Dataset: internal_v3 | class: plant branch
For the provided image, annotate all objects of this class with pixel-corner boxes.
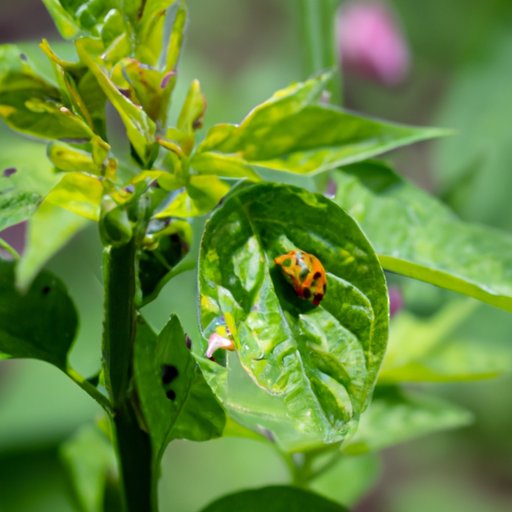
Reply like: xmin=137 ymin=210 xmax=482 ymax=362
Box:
xmin=103 ymin=238 xmax=155 ymax=511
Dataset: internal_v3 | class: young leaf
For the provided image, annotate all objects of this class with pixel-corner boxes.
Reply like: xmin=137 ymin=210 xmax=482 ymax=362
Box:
xmin=343 ymin=386 xmax=473 ymax=455
xmin=200 ymin=486 xmax=348 ymax=512
xmin=0 ymin=45 xmax=93 ymax=140
xmin=76 ymin=39 xmax=156 ymax=163
xmin=137 ymin=1 xmax=178 ymax=66
xmin=133 ymin=316 xmax=225 ymax=471
xmin=198 ymin=183 xmax=388 ymax=449
xmin=60 ymin=425 xmax=116 ymax=512
xmin=333 ymin=161 xmax=512 ymax=311
xmin=197 ymin=74 xmax=447 ymax=175
xmin=0 ymin=260 xmax=78 ymax=369
xmin=17 ymin=202 xmax=89 ymax=290
xmin=41 ymin=0 xmax=81 ymax=39
xmin=380 ymin=301 xmax=512 ymax=383
xmin=45 ymin=172 xmax=103 ymax=221
xmin=47 ymin=141 xmax=99 ymax=174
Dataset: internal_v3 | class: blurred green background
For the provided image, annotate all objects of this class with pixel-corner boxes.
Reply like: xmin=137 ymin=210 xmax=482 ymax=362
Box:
xmin=1 ymin=1 xmax=512 ymax=511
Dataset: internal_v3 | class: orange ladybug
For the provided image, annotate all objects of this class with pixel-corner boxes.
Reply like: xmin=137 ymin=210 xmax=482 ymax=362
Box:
xmin=274 ymin=250 xmax=327 ymax=306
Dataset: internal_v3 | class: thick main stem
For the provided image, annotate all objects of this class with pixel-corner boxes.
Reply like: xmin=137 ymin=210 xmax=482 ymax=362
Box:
xmin=298 ymin=0 xmax=342 ymax=104
xmin=103 ymin=240 xmax=154 ymax=511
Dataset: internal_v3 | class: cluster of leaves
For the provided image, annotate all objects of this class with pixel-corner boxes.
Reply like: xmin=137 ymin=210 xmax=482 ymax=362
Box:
xmin=1 ymin=1 xmax=512 ymax=510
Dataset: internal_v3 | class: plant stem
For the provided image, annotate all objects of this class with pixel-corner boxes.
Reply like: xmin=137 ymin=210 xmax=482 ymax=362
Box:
xmin=297 ymin=0 xmax=342 ymax=104
xmin=65 ymin=367 xmax=112 ymax=413
xmin=103 ymin=239 xmax=155 ymax=511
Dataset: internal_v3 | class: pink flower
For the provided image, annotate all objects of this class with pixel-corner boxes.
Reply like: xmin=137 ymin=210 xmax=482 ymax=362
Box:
xmin=337 ymin=1 xmax=409 ymax=86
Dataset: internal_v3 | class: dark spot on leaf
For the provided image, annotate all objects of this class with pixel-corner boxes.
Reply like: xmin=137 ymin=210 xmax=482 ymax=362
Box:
xmin=166 ymin=389 xmax=176 ymax=401
xmin=185 ymin=335 xmax=192 ymax=349
xmin=125 ymin=184 xmax=135 ymax=193
xmin=19 ymin=53 xmax=28 ymax=61
xmin=41 ymin=285 xmax=51 ymax=296
xmin=119 ymin=88 xmax=131 ymax=99
xmin=303 ymin=287 xmax=311 ymax=299
xmin=161 ymin=364 xmax=178 ymax=385
xmin=3 ymin=167 xmax=16 ymax=177
xmin=313 ymin=272 xmax=322 ymax=280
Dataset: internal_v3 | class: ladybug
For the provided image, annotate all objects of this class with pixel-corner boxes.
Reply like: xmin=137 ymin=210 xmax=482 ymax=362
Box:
xmin=274 ymin=249 xmax=327 ymax=306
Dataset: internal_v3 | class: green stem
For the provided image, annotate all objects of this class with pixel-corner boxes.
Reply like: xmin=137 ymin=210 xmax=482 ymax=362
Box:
xmin=65 ymin=367 xmax=112 ymax=414
xmin=103 ymin=239 xmax=155 ymax=511
xmin=297 ymin=0 xmax=342 ymax=104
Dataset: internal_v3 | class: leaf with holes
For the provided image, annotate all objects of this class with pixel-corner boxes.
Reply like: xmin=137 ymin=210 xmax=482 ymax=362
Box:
xmin=134 ymin=315 xmax=225 ymax=471
xmin=198 ymin=183 xmax=388 ymax=450
xmin=0 ymin=260 xmax=78 ymax=369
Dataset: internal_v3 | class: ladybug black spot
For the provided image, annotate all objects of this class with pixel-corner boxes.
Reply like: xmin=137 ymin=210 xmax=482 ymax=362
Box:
xmin=303 ymin=287 xmax=312 ymax=299
xmin=313 ymin=272 xmax=322 ymax=280
xmin=161 ymin=365 xmax=179 ymax=385
xmin=313 ymin=293 xmax=323 ymax=305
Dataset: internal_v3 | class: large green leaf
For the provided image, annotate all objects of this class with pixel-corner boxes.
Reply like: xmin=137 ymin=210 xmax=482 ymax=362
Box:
xmin=380 ymin=300 xmax=512 ymax=383
xmin=198 ymin=183 xmax=388 ymax=450
xmin=333 ymin=162 xmax=512 ymax=311
xmin=134 ymin=315 xmax=225 ymax=470
xmin=0 ymin=45 xmax=92 ymax=140
xmin=0 ymin=260 xmax=77 ymax=369
xmin=200 ymin=486 xmax=348 ymax=512
xmin=343 ymin=386 xmax=473 ymax=455
xmin=196 ymin=74 xmax=446 ymax=176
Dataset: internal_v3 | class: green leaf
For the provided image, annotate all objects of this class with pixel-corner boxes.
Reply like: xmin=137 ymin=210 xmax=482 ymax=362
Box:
xmin=76 ymin=39 xmax=156 ymax=163
xmin=380 ymin=300 xmax=512 ymax=383
xmin=112 ymin=58 xmax=168 ymax=124
xmin=134 ymin=315 xmax=225 ymax=470
xmin=43 ymin=0 xmax=131 ymax=47
xmin=47 ymin=141 xmax=98 ymax=174
xmin=198 ymin=183 xmax=388 ymax=450
xmin=178 ymin=79 xmax=206 ymax=132
xmin=197 ymin=75 xmax=446 ymax=175
xmin=0 ymin=45 xmax=93 ymax=140
xmin=343 ymin=386 xmax=473 ymax=455
xmin=154 ymin=176 xmax=230 ymax=219
xmin=44 ymin=172 xmax=103 ymax=221
xmin=333 ymin=161 xmax=512 ymax=312
xmin=60 ymin=425 xmax=116 ymax=512
xmin=17 ymin=202 xmax=89 ymax=290
xmin=137 ymin=1 xmax=178 ymax=66
xmin=190 ymin=152 xmax=261 ymax=181
xmin=200 ymin=486 xmax=348 ymax=512
xmin=41 ymin=0 xmax=81 ymax=39
xmin=0 ymin=260 xmax=78 ymax=369
xmin=0 ymin=177 xmax=40 ymax=232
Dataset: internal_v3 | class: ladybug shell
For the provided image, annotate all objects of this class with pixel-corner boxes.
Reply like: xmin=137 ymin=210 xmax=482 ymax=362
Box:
xmin=274 ymin=250 xmax=327 ymax=306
